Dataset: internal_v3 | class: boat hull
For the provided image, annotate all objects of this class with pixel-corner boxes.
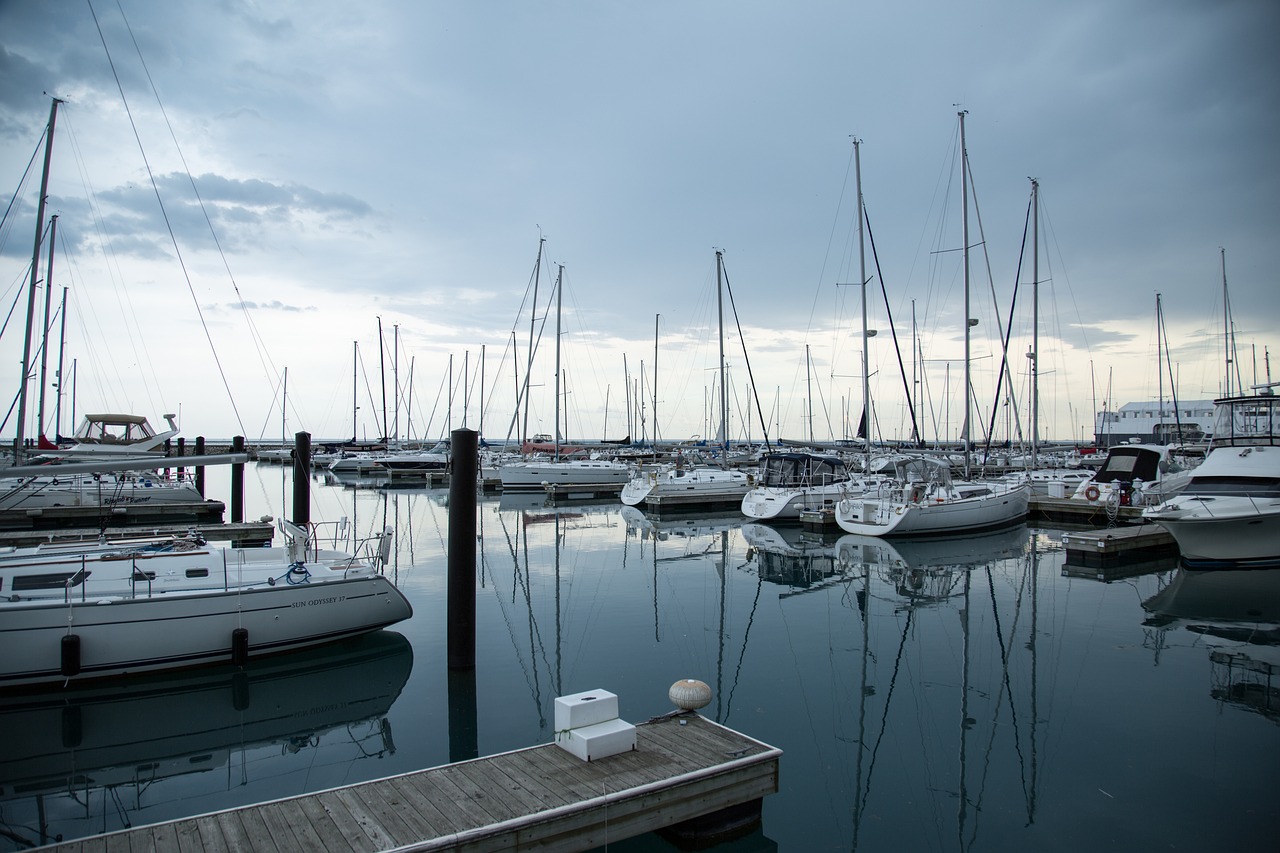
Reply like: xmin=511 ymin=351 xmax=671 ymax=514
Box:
xmin=835 ymin=484 xmax=1030 ymax=537
xmin=0 ymin=575 xmax=413 ymax=689
xmin=498 ymin=460 xmax=631 ymax=492
xmin=1144 ymin=500 xmax=1280 ymax=566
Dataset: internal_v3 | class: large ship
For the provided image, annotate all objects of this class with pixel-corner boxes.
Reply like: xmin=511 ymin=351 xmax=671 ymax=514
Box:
xmin=1094 ymin=399 xmax=1216 ymax=447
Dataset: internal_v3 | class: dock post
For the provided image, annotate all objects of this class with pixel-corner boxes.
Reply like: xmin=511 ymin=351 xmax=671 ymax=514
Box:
xmin=447 ymin=427 xmax=477 ymax=670
xmin=176 ymin=436 xmax=185 ymax=481
xmin=292 ymin=432 xmax=311 ymax=527
xmin=194 ymin=436 xmax=205 ymax=497
xmin=231 ymin=436 xmax=244 ymax=523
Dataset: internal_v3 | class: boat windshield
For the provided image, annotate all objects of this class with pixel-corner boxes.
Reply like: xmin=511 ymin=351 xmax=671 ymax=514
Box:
xmin=1212 ymin=395 xmax=1279 ymax=447
xmin=1093 ymin=448 xmax=1161 ymax=484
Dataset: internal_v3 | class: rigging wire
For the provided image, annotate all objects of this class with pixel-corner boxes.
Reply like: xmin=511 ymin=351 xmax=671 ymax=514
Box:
xmin=87 ymin=0 xmax=248 ymax=436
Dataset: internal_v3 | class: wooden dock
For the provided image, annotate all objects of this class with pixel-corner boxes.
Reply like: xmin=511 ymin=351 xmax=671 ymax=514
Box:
xmin=1029 ymin=495 xmax=1145 ymax=526
xmin=38 ymin=712 xmax=780 ymax=852
xmin=1061 ymin=523 xmax=1180 ymax=573
xmin=0 ymin=519 xmax=274 ymax=548
xmin=543 ymin=482 xmax=625 ymax=504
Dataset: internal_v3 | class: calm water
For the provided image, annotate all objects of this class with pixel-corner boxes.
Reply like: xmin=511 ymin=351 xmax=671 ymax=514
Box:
xmin=1 ymin=464 xmax=1276 ymax=852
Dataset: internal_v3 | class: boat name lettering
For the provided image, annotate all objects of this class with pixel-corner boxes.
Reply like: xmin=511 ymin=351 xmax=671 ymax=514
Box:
xmin=292 ymin=595 xmax=347 ymax=607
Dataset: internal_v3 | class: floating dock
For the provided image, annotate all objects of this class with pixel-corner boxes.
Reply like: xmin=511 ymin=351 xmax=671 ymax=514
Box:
xmin=543 ymin=482 xmax=626 ymax=504
xmin=0 ymin=519 xmax=274 ymax=549
xmin=1061 ymin=523 xmax=1180 ymax=574
xmin=38 ymin=712 xmax=781 ymax=852
xmin=1029 ymin=496 xmax=1145 ymax=526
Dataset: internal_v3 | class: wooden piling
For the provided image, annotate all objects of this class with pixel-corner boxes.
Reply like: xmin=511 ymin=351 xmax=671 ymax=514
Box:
xmin=448 ymin=429 xmax=478 ymax=670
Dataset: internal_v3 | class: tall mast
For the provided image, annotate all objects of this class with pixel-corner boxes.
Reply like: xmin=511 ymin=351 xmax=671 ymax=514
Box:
xmin=377 ymin=316 xmax=387 ymax=442
xmin=1156 ymin=292 xmax=1164 ymax=435
xmin=959 ymin=110 xmax=972 ymax=479
xmin=37 ymin=214 xmax=58 ymax=442
xmin=1221 ymin=247 xmax=1231 ymax=397
xmin=16 ymin=97 xmax=61 ymax=460
xmin=653 ymin=314 xmax=659 ymax=447
xmin=1030 ymin=178 xmax=1039 ymax=467
xmin=855 ymin=138 xmax=871 ymax=472
xmin=524 ymin=236 xmax=545 ymax=445
xmin=716 ymin=251 xmax=728 ymax=454
xmin=553 ymin=264 xmax=564 ymax=460
xmin=351 ymin=341 xmax=358 ymax=441
xmin=54 ymin=287 xmax=68 ymax=441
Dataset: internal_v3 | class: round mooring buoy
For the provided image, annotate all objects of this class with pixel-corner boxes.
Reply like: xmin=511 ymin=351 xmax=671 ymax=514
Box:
xmin=669 ymin=678 xmax=712 ymax=711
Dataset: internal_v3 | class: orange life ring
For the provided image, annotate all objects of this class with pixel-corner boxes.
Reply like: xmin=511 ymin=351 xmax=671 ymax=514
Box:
xmin=1084 ymin=484 xmax=1100 ymax=501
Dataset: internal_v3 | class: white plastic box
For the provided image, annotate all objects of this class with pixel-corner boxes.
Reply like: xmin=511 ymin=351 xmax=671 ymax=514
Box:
xmin=554 ymin=689 xmax=620 ymax=731
xmin=557 ymin=717 xmax=637 ymax=762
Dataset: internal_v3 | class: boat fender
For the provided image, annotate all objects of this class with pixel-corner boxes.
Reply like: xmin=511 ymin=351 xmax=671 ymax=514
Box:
xmin=232 ymin=627 xmax=250 ymax=666
xmin=1084 ymin=484 xmax=1100 ymax=502
xmin=61 ymin=704 xmax=82 ymax=748
xmin=61 ymin=633 xmax=81 ymax=677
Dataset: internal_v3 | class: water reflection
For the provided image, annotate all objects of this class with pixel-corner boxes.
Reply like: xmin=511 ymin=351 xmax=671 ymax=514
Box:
xmin=0 ymin=632 xmax=411 ymax=848
xmin=1143 ymin=568 xmax=1280 ymax=721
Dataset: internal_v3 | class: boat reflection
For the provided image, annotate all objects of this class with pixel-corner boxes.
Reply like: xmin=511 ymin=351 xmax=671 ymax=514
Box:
xmin=741 ymin=522 xmax=844 ymax=593
xmin=1142 ymin=567 xmax=1280 ymax=721
xmin=0 ymin=632 xmax=412 ymax=847
xmin=833 ymin=525 xmax=1030 ymax=605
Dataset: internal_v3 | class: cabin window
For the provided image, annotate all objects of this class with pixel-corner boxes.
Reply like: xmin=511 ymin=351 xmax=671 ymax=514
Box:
xmin=185 ymin=568 xmax=209 ymax=578
xmin=132 ymin=570 xmax=157 ymax=581
xmin=12 ymin=571 xmax=90 ymax=591
xmin=1188 ymin=477 xmax=1280 ymax=498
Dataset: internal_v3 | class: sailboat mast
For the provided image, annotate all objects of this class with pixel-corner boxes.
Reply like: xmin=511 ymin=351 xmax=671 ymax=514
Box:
xmin=351 ymin=341 xmax=358 ymax=441
xmin=16 ymin=97 xmax=60 ymax=461
xmin=1030 ymin=178 xmax=1039 ymax=468
xmin=959 ymin=110 xmax=972 ymax=479
xmin=377 ymin=316 xmax=388 ymax=442
xmin=716 ymin=251 xmax=728 ymax=454
xmin=653 ymin=314 xmax=659 ymax=447
xmin=524 ymin=237 xmax=545 ymax=445
xmin=855 ymin=138 xmax=871 ymax=472
xmin=54 ymin=287 xmax=68 ymax=441
xmin=553 ymin=264 xmax=564 ymax=460
xmin=37 ymin=214 xmax=58 ymax=442
xmin=1221 ymin=247 xmax=1231 ymax=397
xmin=1156 ymin=292 xmax=1164 ymax=436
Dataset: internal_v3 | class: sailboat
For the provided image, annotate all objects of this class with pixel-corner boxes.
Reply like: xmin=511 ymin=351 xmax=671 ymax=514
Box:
xmin=621 ymin=252 xmax=754 ymax=509
xmin=0 ymin=102 xmax=413 ymax=690
xmin=833 ymin=116 xmax=1029 ymax=538
xmin=498 ymin=263 xmax=631 ymax=492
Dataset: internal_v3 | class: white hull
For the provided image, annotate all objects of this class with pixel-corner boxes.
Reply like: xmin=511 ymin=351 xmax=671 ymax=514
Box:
xmin=620 ymin=467 xmax=751 ymax=507
xmin=1142 ymin=398 xmax=1280 ymax=566
xmin=1 ymin=574 xmax=412 ymax=688
xmin=835 ymin=482 xmax=1030 ymax=537
xmin=741 ymin=483 xmax=845 ymax=521
xmin=0 ymin=474 xmax=206 ymax=510
xmin=0 ymin=526 xmax=411 ymax=688
xmin=1145 ymin=503 xmax=1280 ymax=564
xmin=498 ymin=459 xmax=631 ymax=491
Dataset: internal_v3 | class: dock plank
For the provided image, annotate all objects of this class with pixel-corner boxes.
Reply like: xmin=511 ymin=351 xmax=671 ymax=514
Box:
xmin=213 ymin=812 xmax=253 ymax=853
xmin=295 ymin=793 xmax=368 ymax=852
xmin=192 ymin=816 xmax=230 ymax=853
xmin=43 ymin=714 xmax=781 ymax=853
xmin=383 ymin=775 xmax=464 ymax=835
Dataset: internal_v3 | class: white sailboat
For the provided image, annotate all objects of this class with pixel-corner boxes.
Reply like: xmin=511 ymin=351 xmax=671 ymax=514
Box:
xmin=498 ymin=263 xmax=630 ymax=492
xmin=833 ymin=116 xmax=1030 ymax=537
xmin=621 ymin=251 xmax=754 ymax=509
xmin=0 ymin=520 xmax=411 ymax=689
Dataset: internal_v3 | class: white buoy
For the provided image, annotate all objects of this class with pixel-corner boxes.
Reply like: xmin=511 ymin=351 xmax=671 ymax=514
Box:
xmin=669 ymin=678 xmax=712 ymax=711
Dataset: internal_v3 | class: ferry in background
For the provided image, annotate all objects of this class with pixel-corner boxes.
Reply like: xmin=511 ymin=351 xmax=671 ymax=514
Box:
xmin=1094 ymin=400 xmax=1215 ymax=448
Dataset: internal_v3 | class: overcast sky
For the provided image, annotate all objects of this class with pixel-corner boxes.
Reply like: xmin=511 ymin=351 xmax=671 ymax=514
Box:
xmin=1 ymin=0 xmax=1277 ymax=448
